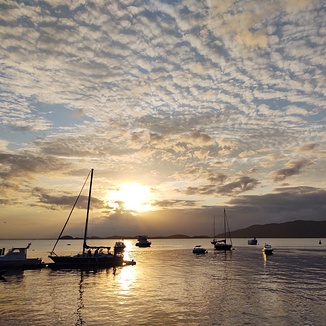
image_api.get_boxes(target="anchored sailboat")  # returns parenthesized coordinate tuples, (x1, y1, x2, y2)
(48, 169, 134, 269)
(214, 209, 233, 251)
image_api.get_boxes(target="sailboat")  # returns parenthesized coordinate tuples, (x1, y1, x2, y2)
(48, 169, 134, 269)
(214, 209, 233, 251)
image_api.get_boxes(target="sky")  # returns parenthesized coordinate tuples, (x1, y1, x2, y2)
(0, 0, 325, 239)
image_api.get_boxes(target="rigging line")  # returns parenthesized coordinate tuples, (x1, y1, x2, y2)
(225, 209, 233, 246)
(50, 170, 91, 255)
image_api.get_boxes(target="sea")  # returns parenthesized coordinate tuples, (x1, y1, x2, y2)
(0, 238, 325, 326)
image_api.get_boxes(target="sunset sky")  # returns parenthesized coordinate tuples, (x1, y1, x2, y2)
(0, 0, 325, 239)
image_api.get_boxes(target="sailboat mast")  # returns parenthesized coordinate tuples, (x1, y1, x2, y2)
(83, 168, 94, 254)
(225, 209, 233, 245)
(223, 208, 226, 241)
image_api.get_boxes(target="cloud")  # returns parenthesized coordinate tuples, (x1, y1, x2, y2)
(228, 186, 326, 224)
(180, 176, 260, 197)
(0, 151, 70, 180)
(273, 158, 314, 181)
(152, 199, 199, 208)
(0, 0, 325, 237)
(31, 187, 104, 211)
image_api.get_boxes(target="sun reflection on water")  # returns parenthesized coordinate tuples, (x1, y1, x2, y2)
(117, 240, 137, 292)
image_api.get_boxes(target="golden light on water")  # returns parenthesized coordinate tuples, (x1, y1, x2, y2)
(106, 183, 153, 212)
(117, 240, 136, 292)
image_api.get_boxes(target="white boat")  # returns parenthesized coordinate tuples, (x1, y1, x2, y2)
(135, 235, 151, 247)
(214, 209, 233, 251)
(192, 245, 208, 254)
(0, 243, 45, 269)
(262, 243, 273, 255)
(248, 237, 258, 245)
(48, 169, 135, 269)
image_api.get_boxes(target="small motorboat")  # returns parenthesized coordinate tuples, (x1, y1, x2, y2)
(135, 235, 151, 248)
(192, 245, 208, 254)
(0, 243, 45, 269)
(248, 237, 258, 245)
(262, 243, 273, 255)
(114, 241, 126, 254)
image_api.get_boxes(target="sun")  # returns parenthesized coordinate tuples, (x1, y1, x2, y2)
(106, 183, 153, 212)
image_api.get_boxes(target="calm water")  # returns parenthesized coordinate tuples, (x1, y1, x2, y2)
(0, 238, 325, 325)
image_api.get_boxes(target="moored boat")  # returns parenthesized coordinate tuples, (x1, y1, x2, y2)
(0, 243, 45, 269)
(262, 243, 273, 255)
(248, 237, 258, 245)
(192, 245, 208, 254)
(114, 241, 126, 253)
(135, 235, 151, 247)
(214, 209, 233, 251)
(48, 169, 135, 269)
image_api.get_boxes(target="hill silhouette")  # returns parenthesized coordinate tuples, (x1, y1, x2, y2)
(226, 220, 326, 238)
(58, 220, 326, 240)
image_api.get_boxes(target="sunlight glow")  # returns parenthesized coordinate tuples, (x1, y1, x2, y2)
(106, 183, 153, 212)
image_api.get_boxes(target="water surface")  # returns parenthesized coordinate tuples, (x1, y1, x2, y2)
(0, 238, 325, 325)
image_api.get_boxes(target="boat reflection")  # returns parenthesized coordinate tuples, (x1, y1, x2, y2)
(213, 249, 233, 261)
(75, 271, 85, 326)
(0, 269, 25, 281)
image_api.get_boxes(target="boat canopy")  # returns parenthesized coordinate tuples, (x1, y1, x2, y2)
(84, 245, 111, 250)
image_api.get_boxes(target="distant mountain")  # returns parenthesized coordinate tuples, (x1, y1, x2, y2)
(227, 220, 326, 238)
(58, 220, 326, 240)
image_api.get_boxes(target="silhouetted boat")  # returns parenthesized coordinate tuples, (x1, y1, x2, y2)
(248, 237, 258, 245)
(135, 235, 151, 247)
(48, 169, 134, 269)
(192, 245, 208, 254)
(262, 243, 273, 255)
(214, 209, 233, 251)
(114, 241, 126, 253)
(0, 243, 45, 269)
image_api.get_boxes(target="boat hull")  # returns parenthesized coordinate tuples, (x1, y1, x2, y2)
(48, 254, 124, 269)
(193, 248, 208, 254)
(214, 244, 233, 251)
(0, 259, 45, 269)
(135, 243, 151, 247)
(248, 239, 258, 245)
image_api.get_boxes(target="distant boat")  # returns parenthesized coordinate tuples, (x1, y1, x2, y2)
(262, 243, 273, 255)
(48, 169, 134, 269)
(193, 245, 208, 254)
(248, 237, 258, 245)
(214, 209, 233, 251)
(114, 241, 126, 253)
(0, 243, 45, 270)
(135, 235, 151, 247)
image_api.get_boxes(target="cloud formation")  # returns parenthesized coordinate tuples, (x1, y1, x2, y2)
(0, 0, 325, 237)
